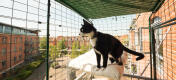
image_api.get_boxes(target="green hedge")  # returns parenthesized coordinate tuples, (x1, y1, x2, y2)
(4, 58, 44, 80)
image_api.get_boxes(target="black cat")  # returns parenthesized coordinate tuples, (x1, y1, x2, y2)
(79, 19, 144, 70)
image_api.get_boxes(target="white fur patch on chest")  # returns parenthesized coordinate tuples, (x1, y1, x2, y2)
(108, 54, 113, 58)
(90, 38, 97, 47)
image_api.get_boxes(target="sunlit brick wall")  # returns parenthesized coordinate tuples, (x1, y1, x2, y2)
(151, 0, 176, 79)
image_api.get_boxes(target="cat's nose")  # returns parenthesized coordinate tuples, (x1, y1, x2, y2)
(79, 33, 80, 35)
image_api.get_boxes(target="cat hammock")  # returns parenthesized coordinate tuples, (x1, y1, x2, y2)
(68, 49, 127, 80)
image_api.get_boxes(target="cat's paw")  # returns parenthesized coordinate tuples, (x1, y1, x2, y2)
(100, 67, 105, 71)
(118, 62, 123, 66)
(95, 67, 100, 71)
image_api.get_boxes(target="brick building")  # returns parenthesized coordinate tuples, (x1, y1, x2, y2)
(49, 36, 90, 51)
(151, 0, 176, 79)
(129, 0, 176, 79)
(127, 13, 151, 76)
(0, 22, 40, 76)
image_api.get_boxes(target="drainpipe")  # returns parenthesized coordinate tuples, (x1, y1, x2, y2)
(149, 13, 153, 80)
(148, 0, 165, 79)
(149, 12, 157, 80)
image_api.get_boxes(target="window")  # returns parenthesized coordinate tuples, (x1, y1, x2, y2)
(157, 29, 163, 56)
(14, 46, 17, 52)
(19, 55, 22, 60)
(14, 37, 17, 43)
(2, 60, 6, 67)
(131, 63, 137, 74)
(153, 17, 163, 57)
(20, 37, 23, 42)
(2, 48, 6, 56)
(4, 26, 12, 34)
(2, 37, 7, 44)
(152, 17, 163, 72)
(21, 30, 25, 34)
(19, 47, 22, 51)
(135, 32, 139, 46)
(14, 56, 17, 63)
(0, 25, 3, 33)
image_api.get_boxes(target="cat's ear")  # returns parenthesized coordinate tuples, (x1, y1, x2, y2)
(83, 19, 92, 25)
(83, 19, 88, 24)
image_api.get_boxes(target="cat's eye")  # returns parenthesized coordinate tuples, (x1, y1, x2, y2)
(81, 28, 83, 32)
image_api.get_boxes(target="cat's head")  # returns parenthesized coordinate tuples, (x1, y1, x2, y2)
(79, 19, 96, 37)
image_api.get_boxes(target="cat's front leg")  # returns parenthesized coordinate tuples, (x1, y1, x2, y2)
(95, 53, 101, 70)
(102, 54, 108, 70)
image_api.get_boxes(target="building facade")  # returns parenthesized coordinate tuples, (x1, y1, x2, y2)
(127, 12, 151, 77)
(129, 0, 176, 79)
(0, 22, 40, 77)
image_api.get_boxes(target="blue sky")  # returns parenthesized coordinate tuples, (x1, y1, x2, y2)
(0, 0, 136, 37)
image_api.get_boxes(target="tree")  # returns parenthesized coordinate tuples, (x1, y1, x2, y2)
(40, 37, 47, 49)
(71, 40, 90, 58)
(71, 41, 80, 58)
(39, 37, 47, 58)
(57, 39, 66, 50)
(57, 38, 67, 56)
(49, 45, 59, 60)
(121, 38, 129, 46)
(80, 44, 89, 54)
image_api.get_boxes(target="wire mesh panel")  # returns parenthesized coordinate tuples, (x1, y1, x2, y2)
(90, 14, 153, 80)
(1, 0, 176, 80)
(0, 0, 88, 79)
(124, 12, 152, 80)
(150, 0, 176, 80)
(0, 0, 150, 80)
(0, 0, 45, 79)
(47, 1, 90, 80)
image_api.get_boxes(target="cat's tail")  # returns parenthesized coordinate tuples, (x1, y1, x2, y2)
(123, 46, 144, 61)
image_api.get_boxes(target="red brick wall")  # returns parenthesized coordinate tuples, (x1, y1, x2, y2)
(0, 33, 39, 75)
(136, 12, 151, 53)
(151, 0, 176, 79)
(0, 34, 24, 73)
(128, 12, 152, 77)
(129, 0, 176, 79)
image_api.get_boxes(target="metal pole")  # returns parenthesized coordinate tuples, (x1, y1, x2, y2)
(10, 0, 15, 73)
(46, 0, 51, 80)
(148, 14, 153, 80)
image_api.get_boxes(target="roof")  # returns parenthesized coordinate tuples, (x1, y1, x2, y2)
(56, 0, 164, 19)
(0, 22, 40, 32)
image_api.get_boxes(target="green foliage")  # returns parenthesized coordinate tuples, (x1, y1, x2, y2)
(4, 57, 44, 80)
(71, 41, 80, 58)
(71, 41, 89, 58)
(57, 39, 67, 55)
(131, 64, 137, 74)
(80, 45, 89, 54)
(51, 62, 59, 68)
(40, 37, 47, 49)
(49, 45, 60, 60)
(57, 39, 66, 50)
(40, 37, 68, 60)
(121, 38, 129, 46)
(5, 70, 32, 80)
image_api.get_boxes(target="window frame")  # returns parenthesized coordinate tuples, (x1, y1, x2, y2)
(1, 48, 7, 56)
(2, 60, 7, 67)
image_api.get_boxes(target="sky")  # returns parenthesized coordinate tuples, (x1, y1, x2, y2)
(0, 0, 136, 37)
